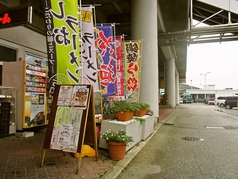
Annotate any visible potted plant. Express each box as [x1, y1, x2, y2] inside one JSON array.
[[101, 129, 133, 160], [110, 100, 140, 121], [135, 102, 150, 117]]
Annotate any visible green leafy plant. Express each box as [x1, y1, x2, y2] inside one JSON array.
[[101, 129, 134, 144], [110, 100, 141, 114], [137, 102, 150, 110], [134, 117, 146, 124]]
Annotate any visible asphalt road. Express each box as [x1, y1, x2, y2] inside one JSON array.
[[116, 103, 238, 179]]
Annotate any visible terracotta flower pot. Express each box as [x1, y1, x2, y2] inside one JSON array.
[[135, 108, 146, 117], [107, 141, 127, 160], [117, 110, 134, 121]]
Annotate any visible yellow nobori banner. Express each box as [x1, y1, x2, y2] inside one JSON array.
[[123, 40, 141, 102]]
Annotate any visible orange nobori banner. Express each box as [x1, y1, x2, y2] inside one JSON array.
[[123, 40, 141, 102]]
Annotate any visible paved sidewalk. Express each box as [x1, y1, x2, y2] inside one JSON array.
[[101, 107, 177, 179], [0, 107, 175, 179], [0, 130, 117, 179]]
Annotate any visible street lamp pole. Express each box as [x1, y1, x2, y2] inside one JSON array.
[[200, 72, 210, 99]]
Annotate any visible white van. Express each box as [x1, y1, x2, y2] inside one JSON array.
[[215, 96, 227, 107]]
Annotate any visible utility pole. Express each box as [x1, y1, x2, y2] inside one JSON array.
[[200, 72, 210, 99]]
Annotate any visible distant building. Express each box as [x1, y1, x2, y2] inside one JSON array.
[[180, 83, 238, 102], [202, 84, 215, 90]]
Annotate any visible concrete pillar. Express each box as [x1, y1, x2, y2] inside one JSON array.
[[165, 58, 176, 108], [131, 0, 159, 119], [175, 69, 180, 105]]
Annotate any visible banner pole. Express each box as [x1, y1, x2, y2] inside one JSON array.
[[40, 149, 46, 167], [93, 7, 104, 118]]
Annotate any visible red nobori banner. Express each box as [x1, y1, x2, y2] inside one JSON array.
[[107, 36, 125, 100], [123, 40, 141, 102], [80, 6, 99, 92]]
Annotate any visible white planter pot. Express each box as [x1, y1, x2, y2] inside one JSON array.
[[99, 119, 142, 151], [141, 115, 154, 140]]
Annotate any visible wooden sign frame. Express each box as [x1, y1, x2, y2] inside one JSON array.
[[40, 84, 98, 174]]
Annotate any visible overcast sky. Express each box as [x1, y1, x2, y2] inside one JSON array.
[[186, 41, 238, 90]]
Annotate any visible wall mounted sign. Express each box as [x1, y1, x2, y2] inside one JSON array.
[[0, 5, 32, 28]]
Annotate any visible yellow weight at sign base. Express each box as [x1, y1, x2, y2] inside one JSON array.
[[73, 145, 96, 158]]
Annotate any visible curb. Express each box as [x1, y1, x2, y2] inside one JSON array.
[[100, 107, 178, 179]]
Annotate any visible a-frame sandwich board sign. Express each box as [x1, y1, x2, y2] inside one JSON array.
[[41, 84, 98, 174]]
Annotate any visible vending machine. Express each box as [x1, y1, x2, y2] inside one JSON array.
[[2, 56, 49, 130]]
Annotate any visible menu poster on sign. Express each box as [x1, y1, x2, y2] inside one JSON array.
[[71, 86, 89, 108], [70, 130, 80, 151], [50, 127, 60, 150], [50, 107, 82, 153], [57, 86, 74, 106], [68, 108, 83, 130], [54, 106, 70, 127], [50, 124, 80, 153], [57, 124, 73, 147]]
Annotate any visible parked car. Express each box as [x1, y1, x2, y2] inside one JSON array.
[[224, 96, 238, 109], [183, 95, 192, 104], [215, 96, 227, 107], [194, 98, 204, 103], [206, 98, 215, 105]]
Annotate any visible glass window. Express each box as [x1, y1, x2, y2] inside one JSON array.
[[0, 45, 17, 85], [0, 46, 16, 62]]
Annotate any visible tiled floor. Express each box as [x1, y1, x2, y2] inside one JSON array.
[[159, 108, 175, 122]]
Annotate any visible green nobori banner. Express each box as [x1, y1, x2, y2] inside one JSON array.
[[44, 0, 80, 96]]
